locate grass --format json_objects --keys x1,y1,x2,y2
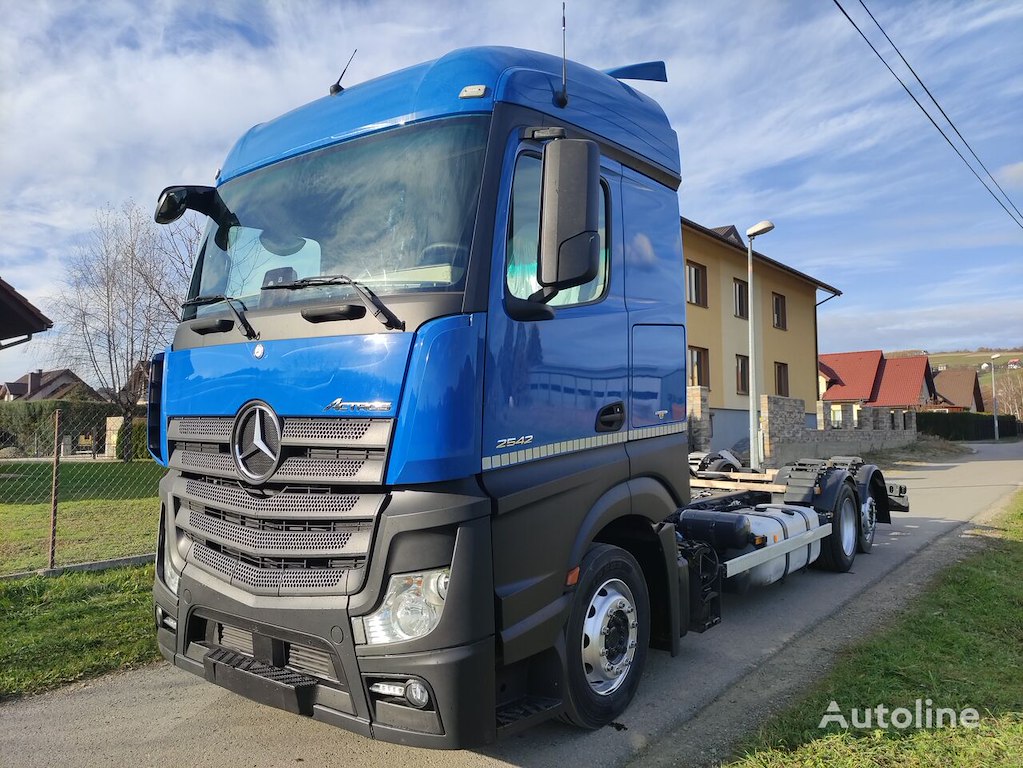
[
  {"x1": 860, "y1": 434, "x2": 973, "y2": 468},
  {"x1": 0, "y1": 459, "x2": 166, "y2": 504},
  {"x1": 0, "y1": 460, "x2": 163, "y2": 574},
  {"x1": 0, "y1": 564, "x2": 160, "y2": 699},
  {"x1": 922, "y1": 350, "x2": 1023, "y2": 369},
  {"x1": 727, "y1": 490, "x2": 1023, "y2": 767}
]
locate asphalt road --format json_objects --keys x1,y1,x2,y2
[{"x1": 3, "y1": 441, "x2": 1021, "y2": 768}]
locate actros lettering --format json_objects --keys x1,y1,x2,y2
[{"x1": 323, "y1": 398, "x2": 392, "y2": 413}]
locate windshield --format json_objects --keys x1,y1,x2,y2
[{"x1": 185, "y1": 116, "x2": 490, "y2": 318}]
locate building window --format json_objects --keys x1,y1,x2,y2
[
  {"x1": 736, "y1": 354, "x2": 749, "y2": 395},
  {"x1": 733, "y1": 278, "x2": 748, "y2": 319},
  {"x1": 686, "y1": 261, "x2": 708, "y2": 307},
  {"x1": 772, "y1": 292, "x2": 787, "y2": 330},
  {"x1": 689, "y1": 346, "x2": 710, "y2": 387},
  {"x1": 775, "y1": 362, "x2": 789, "y2": 397}
]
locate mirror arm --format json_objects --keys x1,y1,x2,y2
[
  {"x1": 505, "y1": 294, "x2": 555, "y2": 322},
  {"x1": 528, "y1": 285, "x2": 560, "y2": 305}
]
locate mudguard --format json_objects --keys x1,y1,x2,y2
[{"x1": 774, "y1": 457, "x2": 909, "y2": 524}]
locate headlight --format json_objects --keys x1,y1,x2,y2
[
  {"x1": 163, "y1": 557, "x2": 180, "y2": 594},
  {"x1": 362, "y1": 568, "x2": 450, "y2": 645},
  {"x1": 157, "y1": 504, "x2": 180, "y2": 595}
]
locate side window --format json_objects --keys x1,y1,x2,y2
[{"x1": 506, "y1": 153, "x2": 609, "y2": 307}]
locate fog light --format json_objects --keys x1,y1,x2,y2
[
  {"x1": 404, "y1": 679, "x2": 430, "y2": 709},
  {"x1": 368, "y1": 681, "x2": 406, "y2": 698}
]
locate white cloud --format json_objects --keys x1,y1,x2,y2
[
  {"x1": 997, "y1": 161, "x2": 1023, "y2": 190},
  {"x1": 0, "y1": 0, "x2": 1020, "y2": 385}
]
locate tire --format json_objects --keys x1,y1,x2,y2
[
  {"x1": 560, "y1": 544, "x2": 650, "y2": 729},
  {"x1": 708, "y1": 459, "x2": 739, "y2": 473},
  {"x1": 820, "y1": 483, "x2": 858, "y2": 573},
  {"x1": 857, "y1": 486, "x2": 878, "y2": 554}
]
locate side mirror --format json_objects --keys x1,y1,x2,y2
[
  {"x1": 537, "y1": 139, "x2": 600, "y2": 295},
  {"x1": 154, "y1": 185, "x2": 218, "y2": 225},
  {"x1": 154, "y1": 187, "x2": 189, "y2": 224}
]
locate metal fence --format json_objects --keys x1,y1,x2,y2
[{"x1": 0, "y1": 408, "x2": 164, "y2": 576}]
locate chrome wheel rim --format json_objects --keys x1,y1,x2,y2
[
  {"x1": 580, "y1": 578, "x2": 638, "y2": 696},
  {"x1": 840, "y1": 495, "x2": 858, "y2": 556},
  {"x1": 861, "y1": 495, "x2": 877, "y2": 544}
]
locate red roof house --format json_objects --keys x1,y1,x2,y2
[
  {"x1": 819, "y1": 351, "x2": 938, "y2": 409},
  {"x1": 0, "y1": 368, "x2": 103, "y2": 402},
  {"x1": 818, "y1": 350, "x2": 884, "y2": 402}
]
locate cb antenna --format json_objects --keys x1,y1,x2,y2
[
  {"x1": 329, "y1": 49, "x2": 358, "y2": 96},
  {"x1": 554, "y1": 2, "x2": 568, "y2": 107}
]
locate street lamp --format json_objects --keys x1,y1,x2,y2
[
  {"x1": 985, "y1": 353, "x2": 1001, "y2": 440},
  {"x1": 746, "y1": 219, "x2": 775, "y2": 470}
]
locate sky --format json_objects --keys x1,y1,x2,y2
[{"x1": 1, "y1": 0, "x2": 1021, "y2": 385}]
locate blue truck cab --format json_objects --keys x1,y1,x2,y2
[{"x1": 148, "y1": 46, "x2": 692, "y2": 747}]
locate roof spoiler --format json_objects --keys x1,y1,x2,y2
[{"x1": 603, "y1": 61, "x2": 667, "y2": 83}]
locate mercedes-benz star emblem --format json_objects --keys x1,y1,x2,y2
[{"x1": 231, "y1": 401, "x2": 283, "y2": 484}]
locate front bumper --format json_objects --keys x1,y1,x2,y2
[
  {"x1": 154, "y1": 484, "x2": 496, "y2": 748},
  {"x1": 156, "y1": 562, "x2": 495, "y2": 748}
]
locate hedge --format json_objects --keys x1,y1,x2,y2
[
  {"x1": 0, "y1": 400, "x2": 143, "y2": 459},
  {"x1": 917, "y1": 411, "x2": 1020, "y2": 441}
]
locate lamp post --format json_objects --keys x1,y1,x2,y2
[
  {"x1": 987, "y1": 353, "x2": 1001, "y2": 440},
  {"x1": 746, "y1": 219, "x2": 775, "y2": 471}
]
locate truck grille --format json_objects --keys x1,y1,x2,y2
[
  {"x1": 167, "y1": 416, "x2": 392, "y2": 485},
  {"x1": 166, "y1": 415, "x2": 391, "y2": 596},
  {"x1": 215, "y1": 622, "x2": 341, "y2": 684}
]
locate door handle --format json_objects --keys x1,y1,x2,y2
[{"x1": 596, "y1": 401, "x2": 625, "y2": 433}]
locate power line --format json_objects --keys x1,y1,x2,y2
[
  {"x1": 831, "y1": 0, "x2": 1023, "y2": 230},
  {"x1": 856, "y1": 0, "x2": 1023, "y2": 223}
]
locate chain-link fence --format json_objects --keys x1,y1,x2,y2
[{"x1": 0, "y1": 406, "x2": 164, "y2": 576}]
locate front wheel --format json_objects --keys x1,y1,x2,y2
[
  {"x1": 820, "y1": 483, "x2": 858, "y2": 573},
  {"x1": 561, "y1": 544, "x2": 650, "y2": 729}
]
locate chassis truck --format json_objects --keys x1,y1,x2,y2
[{"x1": 147, "y1": 46, "x2": 908, "y2": 748}]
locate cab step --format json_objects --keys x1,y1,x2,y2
[{"x1": 496, "y1": 696, "x2": 561, "y2": 735}]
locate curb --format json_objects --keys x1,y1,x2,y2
[{"x1": 0, "y1": 553, "x2": 156, "y2": 582}]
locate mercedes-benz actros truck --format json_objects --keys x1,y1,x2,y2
[{"x1": 148, "y1": 46, "x2": 906, "y2": 748}]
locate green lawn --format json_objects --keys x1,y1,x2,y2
[
  {"x1": 0, "y1": 459, "x2": 166, "y2": 504},
  {"x1": 0, "y1": 565, "x2": 160, "y2": 698},
  {"x1": 0, "y1": 460, "x2": 163, "y2": 574},
  {"x1": 728, "y1": 491, "x2": 1023, "y2": 767}
]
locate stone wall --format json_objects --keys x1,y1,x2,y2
[
  {"x1": 686, "y1": 386, "x2": 711, "y2": 451},
  {"x1": 762, "y1": 395, "x2": 916, "y2": 468}
]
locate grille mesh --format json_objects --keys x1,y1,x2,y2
[
  {"x1": 184, "y1": 480, "x2": 361, "y2": 516},
  {"x1": 171, "y1": 417, "x2": 233, "y2": 441},
  {"x1": 283, "y1": 419, "x2": 372, "y2": 442},
  {"x1": 190, "y1": 542, "x2": 349, "y2": 593},
  {"x1": 288, "y1": 644, "x2": 338, "y2": 682},
  {"x1": 278, "y1": 457, "x2": 367, "y2": 479},
  {"x1": 171, "y1": 413, "x2": 388, "y2": 595},
  {"x1": 185, "y1": 509, "x2": 354, "y2": 553},
  {"x1": 177, "y1": 451, "x2": 236, "y2": 476}
]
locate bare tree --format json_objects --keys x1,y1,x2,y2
[
  {"x1": 48, "y1": 201, "x2": 202, "y2": 459},
  {"x1": 142, "y1": 209, "x2": 204, "y2": 317},
  {"x1": 997, "y1": 370, "x2": 1023, "y2": 422}
]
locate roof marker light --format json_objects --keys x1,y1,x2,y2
[{"x1": 459, "y1": 85, "x2": 487, "y2": 99}]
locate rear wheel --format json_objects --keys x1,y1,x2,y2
[
  {"x1": 857, "y1": 489, "x2": 878, "y2": 553},
  {"x1": 820, "y1": 483, "x2": 858, "y2": 572},
  {"x1": 561, "y1": 544, "x2": 650, "y2": 729}
]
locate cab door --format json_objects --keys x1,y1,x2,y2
[{"x1": 481, "y1": 136, "x2": 629, "y2": 659}]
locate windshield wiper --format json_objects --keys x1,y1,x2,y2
[
  {"x1": 181, "y1": 294, "x2": 259, "y2": 340},
  {"x1": 262, "y1": 275, "x2": 405, "y2": 331}
]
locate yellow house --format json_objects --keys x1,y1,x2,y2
[{"x1": 682, "y1": 218, "x2": 841, "y2": 451}]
